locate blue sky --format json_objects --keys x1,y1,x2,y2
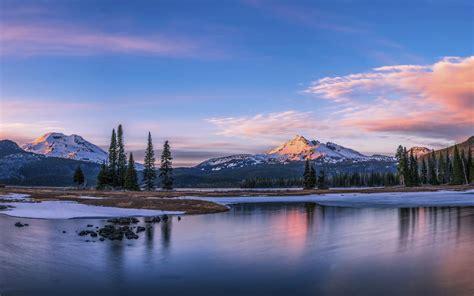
[{"x1": 1, "y1": 0, "x2": 473, "y2": 166}]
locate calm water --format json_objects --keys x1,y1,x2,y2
[{"x1": 1, "y1": 203, "x2": 474, "y2": 296}]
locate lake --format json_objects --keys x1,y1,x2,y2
[{"x1": 1, "y1": 203, "x2": 474, "y2": 295}]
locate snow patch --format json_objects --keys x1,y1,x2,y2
[
  {"x1": 0, "y1": 193, "x2": 31, "y2": 201},
  {"x1": 76, "y1": 195, "x2": 106, "y2": 200},
  {"x1": 0, "y1": 200, "x2": 183, "y2": 219}
]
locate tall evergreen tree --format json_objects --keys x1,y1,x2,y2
[
  {"x1": 420, "y1": 158, "x2": 428, "y2": 184},
  {"x1": 73, "y1": 166, "x2": 85, "y2": 187},
  {"x1": 317, "y1": 170, "x2": 328, "y2": 189},
  {"x1": 309, "y1": 164, "x2": 317, "y2": 189},
  {"x1": 124, "y1": 153, "x2": 140, "y2": 191},
  {"x1": 409, "y1": 152, "x2": 419, "y2": 186},
  {"x1": 438, "y1": 153, "x2": 446, "y2": 184},
  {"x1": 116, "y1": 124, "x2": 127, "y2": 188},
  {"x1": 467, "y1": 147, "x2": 473, "y2": 183},
  {"x1": 108, "y1": 128, "x2": 118, "y2": 187},
  {"x1": 303, "y1": 159, "x2": 311, "y2": 189},
  {"x1": 96, "y1": 162, "x2": 109, "y2": 190},
  {"x1": 460, "y1": 149, "x2": 468, "y2": 184},
  {"x1": 452, "y1": 145, "x2": 464, "y2": 185},
  {"x1": 143, "y1": 132, "x2": 157, "y2": 191},
  {"x1": 445, "y1": 151, "x2": 453, "y2": 184},
  {"x1": 428, "y1": 151, "x2": 438, "y2": 185},
  {"x1": 396, "y1": 145, "x2": 407, "y2": 185},
  {"x1": 160, "y1": 140, "x2": 173, "y2": 190}
]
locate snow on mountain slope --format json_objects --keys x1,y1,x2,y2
[
  {"x1": 266, "y1": 135, "x2": 368, "y2": 161},
  {"x1": 197, "y1": 135, "x2": 395, "y2": 171},
  {"x1": 22, "y1": 132, "x2": 108, "y2": 163}
]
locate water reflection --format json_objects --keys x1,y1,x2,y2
[
  {"x1": 398, "y1": 207, "x2": 469, "y2": 251},
  {"x1": 1, "y1": 204, "x2": 473, "y2": 296},
  {"x1": 161, "y1": 219, "x2": 172, "y2": 251}
]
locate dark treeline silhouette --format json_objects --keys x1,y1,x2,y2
[
  {"x1": 241, "y1": 177, "x2": 303, "y2": 188},
  {"x1": 241, "y1": 169, "x2": 398, "y2": 188},
  {"x1": 396, "y1": 144, "x2": 472, "y2": 187},
  {"x1": 95, "y1": 125, "x2": 173, "y2": 191}
]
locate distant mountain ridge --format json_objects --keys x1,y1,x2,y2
[
  {"x1": 22, "y1": 132, "x2": 108, "y2": 164},
  {"x1": 0, "y1": 140, "x2": 100, "y2": 186},
  {"x1": 196, "y1": 135, "x2": 395, "y2": 171}
]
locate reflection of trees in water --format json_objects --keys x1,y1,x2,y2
[
  {"x1": 107, "y1": 239, "x2": 125, "y2": 288},
  {"x1": 398, "y1": 207, "x2": 467, "y2": 250},
  {"x1": 145, "y1": 224, "x2": 154, "y2": 250},
  {"x1": 161, "y1": 219, "x2": 172, "y2": 250}
]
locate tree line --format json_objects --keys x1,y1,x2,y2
[
  {"x1": 240, "y1": 168, "x2": 398, "y2": 189},
  {"x1": 73, "y1": 124, "x2": 174, "y2": 191},
  {"x1": 396, "y1": 144, "x2": 473, "y2": 187}
]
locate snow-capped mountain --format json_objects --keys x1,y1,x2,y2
[
  {"x1": 196, "y1": 135, "x2": 395, "y2": 171},
  {"x1": 408, "y1": 146, "x2": 431, "y2": 158},
  {"x1": 22, "y1": 132, "x2": 108, "y2": 164},
  {"x1": 267, "y1": 135, "x2": 368, "y2": 161}
]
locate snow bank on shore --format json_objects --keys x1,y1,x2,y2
[
  {"x1": 0, "y1": 200, "x2": 183, "y2": 219},
  {"x1": 76, "y1": 195, "x2": 106, "y2": 200},
  {"x1": 0, "y1": 193, "x2": 31, "y2": 201},
  {"x1": 183, "y1": 190, "x2": 474, "y2": 208}
]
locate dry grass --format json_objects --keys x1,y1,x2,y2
[{"x1": 1, "y1": 184, "x2": 472, "y2": 214}]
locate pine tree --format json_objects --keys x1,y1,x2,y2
[
  {"x1": 409, "y1": 152, "x2": 419, "y2": 186},
  {"x1": 160, "y1": 140, "x2": 173, "y2": 190},
  {"x1": 396, "y1": 145, "x2": 406, "y2": 185},
  {"x1": 445, "y1": 152, "x2": 453, "y2": 184},
  {"x1": 96, "y1": 162, "x2": 109, "y2": 190},
  {"x1": 438, "y1": 153, "x2": 446, "y2": 184},
  {"x1": 428, "y1": 151, "x2": 438, "y2": 185},
  {"x1": 420, "y1": 158, "x2": 428, "y2": 184},
  {"x1": 143, "y1": 132, "x2": 157, "y2": 191},
  {"x1": 402, "y1": 147, "x2": 410, "y2": 185},
  {"x1": 467, "y1": 147, "x2": 473, "y2": 183},
  {"x1": 108, "y1": 128, "x2": 118, "y2": 187},
  {"x1": 460, "y1": 149, "x2": 468, "y2": 184},
  {"x1": 309, "y1": 164, "x2": 317, "y2": 189},
  {"x1": 303, "y1": 159, "x2": 312, "y2": 189},
  {"x1": 452, "y1": 145, "x2": 464, "y2": 185},
  {"x1": 73, "y1": 166, "x2": 85, "y2": 187},
  {"x1": 116, "y1": 124, "x2": 127, "y2": 188},
  {"x1": 124, "y1": 153, "x2": 140, "y2": 191},
  {"x1": 317, "y1": 170, "x2": 328, "y2": 189}
]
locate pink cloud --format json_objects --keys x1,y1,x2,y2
[
  {"x1": 306, "y1": 56, "x2": 474, "y2": 141},
  {"x1": 0, "y1": 23, "x2": 202, "y2": 57},
  {"x1": 207, "y1": 111, "x2": 325, "y2": 138}
]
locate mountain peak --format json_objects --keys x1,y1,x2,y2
[
  {"x1": 408, "y1": 146, "x2": 431, "y2": 158},
  {"x1": 23, "y1": 132, "x2": 108, "y2": 163},
  {"x1": 266, "y1": 135, "x2": 368, "y2": 161},
  {"x1": 267, "y1": 135, "x2": 314, "y2": 158}
]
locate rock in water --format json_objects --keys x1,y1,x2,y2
[{"x1": 107, "y1": 217, "x2": 139, "y2": 225}]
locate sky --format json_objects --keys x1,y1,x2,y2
[{"x1": 0, "y1": 0, "x2": 473, "y2": 166}]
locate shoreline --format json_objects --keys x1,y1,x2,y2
[{"x1": 1, "y1": 184, "x2": 473, "y2": 216}]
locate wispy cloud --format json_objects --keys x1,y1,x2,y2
[
  {"x1": 0, "y1": 22, "x2": 205, "y2": 57},
  {"x1": 243, "y1": 0, "x2": 366, "y2": 33},
  {"x1": 305, "y1": 56, "x2": 474, "y2": 141},
  {"x1": 207, "y1": 110, "x2": 325, "y2": 138}
]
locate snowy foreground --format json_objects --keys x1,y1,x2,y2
[
  {"x1": 183, "y1": 190, "x2": 474, "y2": 208},
  {"x1": 0, "y1": 194, "x2": 183, "y2": 219}
]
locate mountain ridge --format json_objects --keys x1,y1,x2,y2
[{"x1": 196, "y1": 135, "x2": 395, "y2": 171}]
